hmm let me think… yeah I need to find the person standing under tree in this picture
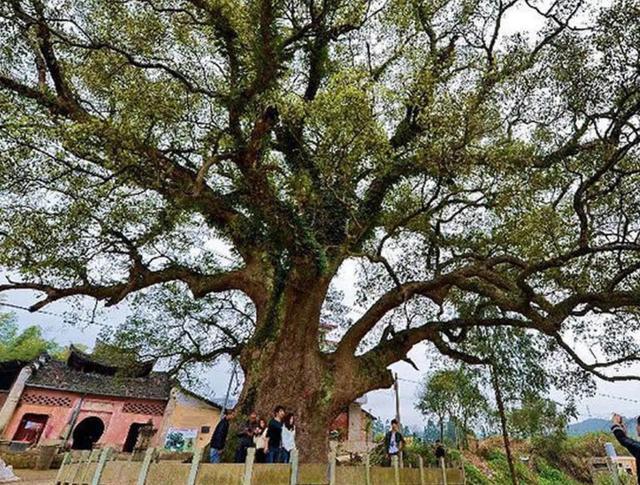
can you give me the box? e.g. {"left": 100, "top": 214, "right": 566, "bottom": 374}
{"left": 281, "top": 413, "right": 296, "bottom": 464}
{"left": 611, "top": 413, "right": 640, "bottom": 482}
{"left": 266, "top": 405, "right": 286, "bottom": 463}
{"left": 435, "top": 440, "right": 446, "bottom": 465}
{"left": 209, "top": 409, "right": 236, "bottom": 463}
{"left": 235, "top": 411, "right": 258, "bottom": 463}
{"left": 254, "top": 418, "right": 268, "bottom": 463}
{"left": 435, "top": 439, "right": 448, "bottom": 485}
{"left": 384, "top": 419, "right": 405, "bottom": 466}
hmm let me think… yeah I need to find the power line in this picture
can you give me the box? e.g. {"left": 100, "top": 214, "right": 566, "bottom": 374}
{"left": 399, "top": 377, "right": 640, "bottom": 407}
{"left": 1, "top": 245, "right": 371, "bottom": 330}
{"left": 10, "top": 290, "right": 640, "bottom": 409}
{"left": 397, "top": 377, "right": 422, "bottom": 385}
{"left": 597, "top": 392, "right": 640, "bottom": 404}
{"left": 0, "top": 301, "right": 110, "bottom": 328}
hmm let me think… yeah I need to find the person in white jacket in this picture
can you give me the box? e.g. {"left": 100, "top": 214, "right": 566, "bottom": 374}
{"left": 254, "top": 418, "right": 268, "bottom": 463}
{"left": 281, "top": 413, "right": 296, "bottom": 463}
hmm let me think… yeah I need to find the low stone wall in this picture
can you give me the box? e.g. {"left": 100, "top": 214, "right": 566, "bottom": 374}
{"left": 57, "top": 460, "right": 466, "bottom": 484}
{"left": 107, "top": 449, "right": 192, "bottom": 462}
{"left": 0, "top": 446, "right": 39, "bottom": 469}
{"left": 0, "top": 445, "right": 194, "bottom": 471}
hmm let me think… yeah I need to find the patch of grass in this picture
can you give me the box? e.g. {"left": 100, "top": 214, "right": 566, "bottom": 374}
{"left": 537, "top": 459, "right": 582, "bottom": 485}
{"left": 483, "top": 450, "right": 536, "bottom": 485}
{"left": 480, "top": 449, "right": 585, "bottom": 485}
{"left": 594, "top": 474, "right": 636, "bottom": 485}
{"left": 464, "top": 462, "right": 492, "bottom": 485}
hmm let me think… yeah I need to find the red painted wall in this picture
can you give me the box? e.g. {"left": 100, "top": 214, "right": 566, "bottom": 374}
{"left": 331, "top": 411, "right": 349, "bottom": 436}
{"left": 3, "top": 387, "right": 166, "bottom": 450}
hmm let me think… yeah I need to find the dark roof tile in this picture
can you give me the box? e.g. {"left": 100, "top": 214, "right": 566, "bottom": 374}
{"left": 27, "top": 360, "right": 171, "bottom": 401}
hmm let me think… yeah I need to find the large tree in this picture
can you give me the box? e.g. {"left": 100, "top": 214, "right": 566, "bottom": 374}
{"left": 1, "top": 0, "right": 640, "bottom": 460}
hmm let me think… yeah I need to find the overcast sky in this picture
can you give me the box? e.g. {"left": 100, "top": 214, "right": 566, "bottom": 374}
{"left": 2, "top": 0, "right": 633, "bottom": 429}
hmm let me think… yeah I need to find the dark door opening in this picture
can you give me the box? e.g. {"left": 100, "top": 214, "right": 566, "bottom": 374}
{"left": 71, "top": 416, "right": 105, "bottom": 450}
{"left": 0, "top": 362, "right": 23, "bottom": 391}
{"left": 12, "top": 413, "right": 48, "bottom": 444}
{"left": 123, "top": 423, "right": 145, "bottom": 452}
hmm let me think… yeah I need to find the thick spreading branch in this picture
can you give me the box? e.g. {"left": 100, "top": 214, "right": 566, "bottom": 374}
{"left": 0, "top": 265, "right": 257, "bottom": 311}
{"left": 337, "top": 274, "right": 456, "bottom": 356}
{"left": 552, "top": 334, "right": 640, "bottom": 382}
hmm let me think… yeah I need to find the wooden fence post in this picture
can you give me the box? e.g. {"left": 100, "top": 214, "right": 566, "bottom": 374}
{"left": 364, "top": 453, "right": 371, "bottom": 485}
{"left": 186, "top": 446, "right": 203, "bottom": 485}
{"left": 439, "top": 457, "right": 448, "bottom": 485}
{"left": 91, "top": 447, "right": 112, "bottom": 485}
{"left": 54, "top": 452, "right": 71, "bottom": 485}
{"left": 241, "top": 447, "right": 256, "bottom": 485}
{"left": 418, "top": 456, "right": 425, "bottom": 485}
{"left": 328, "top": 449, "right": 336, "bottom": 485}
{"left": 289, "top": 448, "right": 299, "bottom": 485}
{"left": 136, "top": 447, "right": 155, "bottom": 485}
{"left": 392, "top": 455, "right": 400, "bottom": 485}
{"left": 80, "top": 449, "right": 100, "bottom": 485}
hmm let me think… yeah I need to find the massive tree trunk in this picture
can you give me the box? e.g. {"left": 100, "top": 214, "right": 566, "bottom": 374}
{"left": 237, "top": 343, "right": 337, "bottom": 462}
{"left": 234, "top": 263, "right": 392, "bottom": 462}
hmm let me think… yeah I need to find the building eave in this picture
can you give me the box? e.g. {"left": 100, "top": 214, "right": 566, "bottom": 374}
{"left": 24, "top": 383, "right": 170, "bottom": 402}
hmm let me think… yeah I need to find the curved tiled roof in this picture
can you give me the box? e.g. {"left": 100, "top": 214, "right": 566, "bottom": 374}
{"left": 27, "top": 359, "right": 171, "bottom": 401}
{"left": 67, "top": 344, "right": 155, "bottom": 377}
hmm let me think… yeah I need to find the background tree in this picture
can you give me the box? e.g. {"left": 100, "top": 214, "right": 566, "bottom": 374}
{"left": 1, "top": 0, "right": 640, "bottom": 460}
{"left": 0, "top": 309, "right": 63, "bottom": 361}
{"left": 418, "top": 324, "right": 583, "bottom": 484}
{"left": 508, "top": 393, "right": 574, "bottom": 444}
{"left": 466, "top": 326, "right": 559, "bottom": 485}
{"left": 416, "top": 370, "right": 455, "bottom": 442}
{"left": 420, "top": 420, "right": 442, "bottom": 443}
{"left": 416, "top": 367, "right": 488, "bottom": 446}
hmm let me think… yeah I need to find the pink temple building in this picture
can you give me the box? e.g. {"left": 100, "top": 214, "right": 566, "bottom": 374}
{"left": 0, "top": 344, "right": 171, "bottom": 451}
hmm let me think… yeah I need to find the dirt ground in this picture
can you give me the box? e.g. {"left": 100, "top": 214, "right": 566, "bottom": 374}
{"left": 9, "top": 469, "right": 57, "bottom": 485}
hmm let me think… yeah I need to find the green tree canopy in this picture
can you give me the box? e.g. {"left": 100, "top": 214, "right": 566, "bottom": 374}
{"left": 417, "top": 367, "right": 488, "bottom": 442}
{"left": 508, "top": 393, "right": 574, "bottom": 442}
{"left": 0, "top": 310, "right": 62, "bottom": 361}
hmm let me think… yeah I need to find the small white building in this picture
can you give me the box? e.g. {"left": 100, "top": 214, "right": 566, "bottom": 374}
{"left": 333, "top": 396, "right": 376, "bottom": 454}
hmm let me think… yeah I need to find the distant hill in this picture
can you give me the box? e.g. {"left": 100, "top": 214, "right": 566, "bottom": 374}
{"left": 568, "top": 417, "right": 637, "bottom": 436}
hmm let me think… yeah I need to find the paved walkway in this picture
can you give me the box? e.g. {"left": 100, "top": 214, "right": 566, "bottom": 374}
{"left": 8, "top": 469, "right": 57, "bottom": 484}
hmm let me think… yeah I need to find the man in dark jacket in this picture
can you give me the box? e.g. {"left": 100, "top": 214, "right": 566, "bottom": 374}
{"left": 266, "top": 405, "right": 286, "bottom": 463}
{"left": 235, "top": 411, "right": 258, "bottom": 463}
{"left": 384, "top": 419, "right": 405, "bottom": 466}
{"left": 611, "top": 413, "right": 640, "bottom": 482}
{"left": 209, "top": 408, "right": 236, "bottom": 463}
{"left": 435, "top": 440, "right": 446, "bottom": 461}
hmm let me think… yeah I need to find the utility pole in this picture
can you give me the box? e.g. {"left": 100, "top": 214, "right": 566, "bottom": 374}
{"left": 394, "top": 373, "right": 401, "bottom": 425}
{"left": 222, "top": 360, "right": 238, "bottom": 412}
{"left": 394, "top": 373, "right": 403, "bottom": 468}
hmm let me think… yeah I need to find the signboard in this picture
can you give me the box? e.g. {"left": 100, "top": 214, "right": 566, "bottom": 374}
{"left": 164, "top": 427, "right": 198, "bottom": 452}
{"left": 82, "top": 401, "right": 114, "bottom": 413}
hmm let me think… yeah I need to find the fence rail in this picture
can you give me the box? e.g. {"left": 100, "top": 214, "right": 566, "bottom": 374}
{"left": 54, "top": 447, "right": 466, "bottom": 485}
